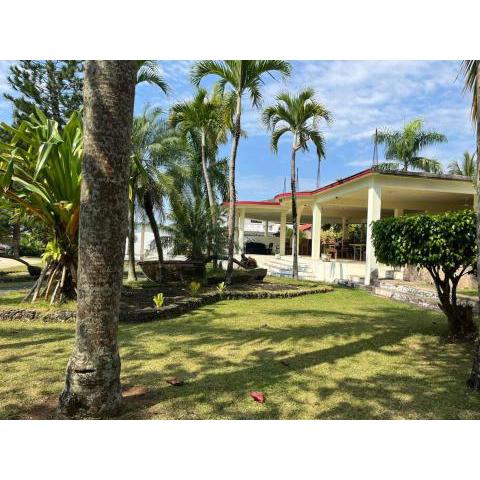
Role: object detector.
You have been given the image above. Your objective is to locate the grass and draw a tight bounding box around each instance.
[1,287,480,419]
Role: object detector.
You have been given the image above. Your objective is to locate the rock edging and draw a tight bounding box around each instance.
[0,285,333,323]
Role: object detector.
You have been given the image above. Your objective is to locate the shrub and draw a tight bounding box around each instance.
[153,292,164,308]
[188,281,201,297]
[372,209,477,340]
[217,281,227,294]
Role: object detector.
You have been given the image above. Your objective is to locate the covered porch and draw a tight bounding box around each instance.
[233,169,475,285]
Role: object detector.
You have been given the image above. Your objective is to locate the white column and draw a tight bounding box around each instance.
[279,212,286,255]
[264,220,269,238]
[237,209,245,254]
[311,202,322,259]
[365,181,382,286]
[394,208,403,218]
[295,205,305,256]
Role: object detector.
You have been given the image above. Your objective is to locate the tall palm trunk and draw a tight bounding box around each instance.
[201,130,217,267]
[226,94,241,284]
[59,60,136,418]
[143,189,163,281]
[127,193,137,282]
[291,137,299,280]
[468,62,480,390]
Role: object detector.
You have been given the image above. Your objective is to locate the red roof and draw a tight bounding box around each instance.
[225,168,373,207]
[299,224,312,232]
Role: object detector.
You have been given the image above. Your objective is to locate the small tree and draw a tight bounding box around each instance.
[371,210,478,340]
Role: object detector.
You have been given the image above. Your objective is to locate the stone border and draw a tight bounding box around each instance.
[0,285,333,324]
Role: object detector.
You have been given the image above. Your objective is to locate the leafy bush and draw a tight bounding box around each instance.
[153,292,164,308]
[372,209,477,339]
[188,281,201,297]
[19,231,48,257]
[216,281,227,294]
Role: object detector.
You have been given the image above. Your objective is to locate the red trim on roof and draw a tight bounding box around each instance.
[225,168,373,207]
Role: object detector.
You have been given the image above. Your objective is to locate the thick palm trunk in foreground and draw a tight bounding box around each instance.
[226,96,241,284]
[59,61,136,417]
[291,142,299,280]
[468,62,480,390]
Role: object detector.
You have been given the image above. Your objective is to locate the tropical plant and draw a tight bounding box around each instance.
[188,280,202,297]
[169,87,230,263]
[59,60,137,418]
[375,119,446,173]
[135,60,169,93]
[459,59,480,390]
[372,210,477,341]
[262,88,331,279]
[0,109,82,302]
[216,281,227,294]
[153,292,164,308]
[191,60,291,283]
[447,151,476,179]
[127,107,181,281]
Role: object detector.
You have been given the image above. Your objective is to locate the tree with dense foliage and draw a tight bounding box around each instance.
[59,61,137,418]
[262,88,331,279]
[0,109,82,301]
[191,60,291,283]
[459,60,480,390]
[4,61,84,128]
[169,87,230,264]
[376,119,446,173]
[372,210,477,340]
[448,151,476,179]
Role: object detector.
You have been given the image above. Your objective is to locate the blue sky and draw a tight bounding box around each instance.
[0,60,475,200]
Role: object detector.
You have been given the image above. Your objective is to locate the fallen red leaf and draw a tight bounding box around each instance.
[167,378,184,386]
[250,391,265,403]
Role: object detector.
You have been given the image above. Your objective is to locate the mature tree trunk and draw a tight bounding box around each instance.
[143,189,163,281]
[59,61,136,418]
[225,95,241,285]
[200,130,218,268]
[12,221,20,258]
[469,61,480,390]
[127,193,137,282]
[291,140,299,280]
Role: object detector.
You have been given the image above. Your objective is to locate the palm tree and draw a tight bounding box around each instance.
[125,62,169,281]
[376,119,446,173]
[169,88,229,263]
[59,61,137,418]
[460,60,480,391]
[191,60,291,283]
[447,151,476,179]
[136,60,169,93]
[262,88,331,279]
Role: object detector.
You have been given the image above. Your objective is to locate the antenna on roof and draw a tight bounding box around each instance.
[372,128,379,168]
[283,177,286,193]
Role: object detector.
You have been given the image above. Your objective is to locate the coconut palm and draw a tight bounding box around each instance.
[128,107,182,281]
[169,88,230,263]
[262,88,331,279]
[191,60,291,283]
[376,119,446,173]
[447,151,476,179]
[0,109,82,302]
[135,60,169,93]
[460,60,480,391]
[59,60,137,418]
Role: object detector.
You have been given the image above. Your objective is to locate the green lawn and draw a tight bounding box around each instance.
[1,287,479,419]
